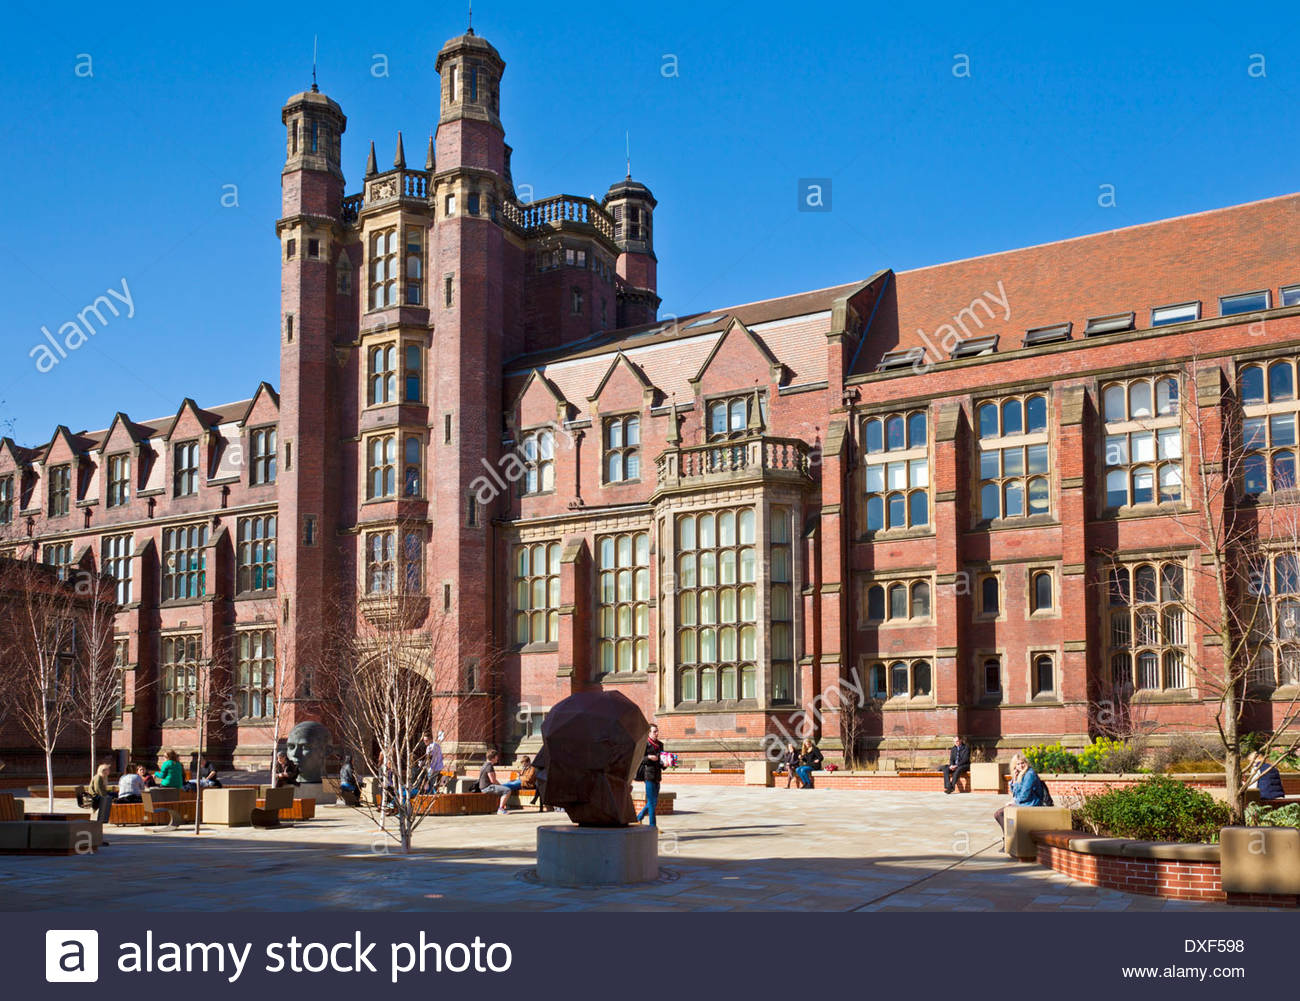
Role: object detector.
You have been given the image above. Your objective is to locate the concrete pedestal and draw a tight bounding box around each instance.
[296,782,336,806]
[745,760,775,787]
[537,825,659,887]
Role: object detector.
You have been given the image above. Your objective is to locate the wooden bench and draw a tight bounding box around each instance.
[409,793,499,816]
[0,793,23,822]
[256,797,316,821]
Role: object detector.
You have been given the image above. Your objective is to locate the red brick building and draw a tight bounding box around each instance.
[3,27,1299,770]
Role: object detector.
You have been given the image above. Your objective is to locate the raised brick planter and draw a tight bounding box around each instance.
[1032,830,1299,908]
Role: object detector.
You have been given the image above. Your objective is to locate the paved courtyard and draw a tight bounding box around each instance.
[3,787,1247,911]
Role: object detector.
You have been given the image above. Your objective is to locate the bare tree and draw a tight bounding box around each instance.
[1100,363,1300,820]
[316,542,501,853]
[0,558,83,813]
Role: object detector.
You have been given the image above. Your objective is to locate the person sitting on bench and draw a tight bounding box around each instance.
[338,754,361,805]
[115,767,144,804]
[1249,750,1286,801]
[941,735,971,794]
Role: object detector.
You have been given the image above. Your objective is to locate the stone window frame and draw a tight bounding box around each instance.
[1028,565,1057,617]
[235,514,276,594]
[367,227,398,310]
[866,657,933,703]
[602,412,641,485]
[1245,549,1300,690]
[48,462,72,517]
[101,532,133,604]
[106,453,130,507]
[235,627,276,720]
[518,427,556,496]
[161,522,208,601]
[1101,374,1183,510]
[862,574,933,626]
[0,474,11,524]
[596,529,651,675]
[975,571,1002,621]
[249,427,277,486]
[159,632,202,722]
[977,652,1003,702]
[861,408,930,535]
[674,507,760,707]
[1030,650,1059,700]
[513,540,561,647]
[364,432,397,500]
[1239,357,1299,497]
[974,391,1051,522]
[172,441,199,498]
[403,226,423,305]
[1105,557,1190,694]
[43,541,73,577]
[112,637,128,720]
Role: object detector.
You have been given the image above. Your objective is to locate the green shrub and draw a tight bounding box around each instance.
[1073,777,1231,843]
[1025,742,1079,774]
[1245,802,1300,828]
[1162,759,1224,774]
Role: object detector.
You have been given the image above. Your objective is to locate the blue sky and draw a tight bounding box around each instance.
[0,0,1296,443]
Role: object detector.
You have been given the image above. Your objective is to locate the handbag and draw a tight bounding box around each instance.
[635,761,647,782]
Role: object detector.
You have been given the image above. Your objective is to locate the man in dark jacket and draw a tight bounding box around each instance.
[1250,751,1286,801]
[941,735,971,793]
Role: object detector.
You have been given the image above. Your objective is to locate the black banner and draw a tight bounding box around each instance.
[14,912,1292,997]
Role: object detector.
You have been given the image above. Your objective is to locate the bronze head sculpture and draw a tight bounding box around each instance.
[534,689,649,826]
[285,721,331,783]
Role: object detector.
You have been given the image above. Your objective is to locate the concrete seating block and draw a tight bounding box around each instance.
[971,762,1008,793]
[745,760,775,787]
[1004,806,1074,859]
[1120,840,1220,863]
[260,786,294,813]
[202,787,258,826]
[0,822,30,850]
[28,820,102,853]
[1220,826,1300,895]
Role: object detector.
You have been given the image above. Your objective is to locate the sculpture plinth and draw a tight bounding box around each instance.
[533,689,658,886]
[537,825,659,886]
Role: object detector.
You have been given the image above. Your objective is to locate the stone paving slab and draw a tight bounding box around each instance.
[0,787,1262,911]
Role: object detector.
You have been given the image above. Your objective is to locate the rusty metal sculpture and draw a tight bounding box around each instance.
[534,689,648,826]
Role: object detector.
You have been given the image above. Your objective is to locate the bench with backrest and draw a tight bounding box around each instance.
[0,793,23,822]
[141,789,197,826]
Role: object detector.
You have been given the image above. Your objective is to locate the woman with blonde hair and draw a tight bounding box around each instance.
[993,752,1045,834]
[89,762,114,827]
[795,737,824,789]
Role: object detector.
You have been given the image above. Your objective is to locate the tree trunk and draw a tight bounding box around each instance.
[45,749,55,815]
[1224,683,1242,823]
[88,729,97,789]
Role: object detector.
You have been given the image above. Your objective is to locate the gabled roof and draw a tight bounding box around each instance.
[0,437,34,467]
[510,368,571,419]
[99,412,152,449]
[40,425,95,463]
[164,397,220,440]
[586,351,656,403]
[689,317,782,387]
[239,382,281,425]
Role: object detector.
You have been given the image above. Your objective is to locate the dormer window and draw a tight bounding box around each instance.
[951,334,997,359]
[877,348,924,371]
[107,454,130,507]
[48,464,71,517]
[1023,322,1072,346]
[1282,285,1300,308]
[173,441,199,497]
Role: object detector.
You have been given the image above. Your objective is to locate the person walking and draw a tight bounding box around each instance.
[795,738,823,789]
[636,724,665,826]
[941,735,971,794]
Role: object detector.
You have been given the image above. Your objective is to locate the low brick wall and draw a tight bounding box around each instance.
[1033,831,1299,908]
[665,769,986,791]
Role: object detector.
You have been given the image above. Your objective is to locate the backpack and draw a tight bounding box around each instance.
[1038,778,1054,807]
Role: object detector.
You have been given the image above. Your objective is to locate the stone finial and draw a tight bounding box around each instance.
[425,135,435,171]
[365,141,377,177]
[393,131,406,169]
